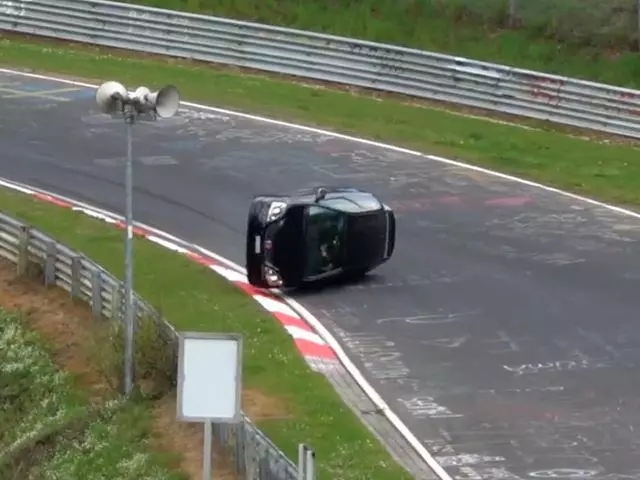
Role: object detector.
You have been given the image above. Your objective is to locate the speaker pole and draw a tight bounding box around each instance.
[95,80,181,397]
[123,104,135,397]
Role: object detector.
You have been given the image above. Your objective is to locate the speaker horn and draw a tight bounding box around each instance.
[95,81,128,114]
[130,85,180,118]
[147,85,180,118]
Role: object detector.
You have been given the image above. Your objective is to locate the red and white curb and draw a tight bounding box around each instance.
[0,180,337,367]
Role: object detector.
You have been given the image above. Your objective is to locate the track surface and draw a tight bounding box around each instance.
[3,72,640,479]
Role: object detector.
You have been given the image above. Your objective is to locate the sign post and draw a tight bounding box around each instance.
[176,332,243,479]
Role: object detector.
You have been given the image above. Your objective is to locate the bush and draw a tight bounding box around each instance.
[91,313,178,399]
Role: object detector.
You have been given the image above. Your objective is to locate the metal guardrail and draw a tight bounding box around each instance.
[0,211,305,480]
[3,0,640,138]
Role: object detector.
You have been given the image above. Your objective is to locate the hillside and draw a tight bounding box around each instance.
[118,0,640,88]
[0,257,234,479]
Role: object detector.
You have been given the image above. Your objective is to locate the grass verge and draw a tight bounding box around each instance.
[116,0,640,88]
[1,26,640,477]
[1,37,640,207]
[0,187,410,479]
[0,308,181,479]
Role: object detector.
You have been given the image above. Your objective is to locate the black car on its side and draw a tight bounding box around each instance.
[245,186,395,289]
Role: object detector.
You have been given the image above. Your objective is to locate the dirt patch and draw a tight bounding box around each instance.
[0,256,290,479]
[0,258,111,402]
[148,389,290,478]
[243,388,292,420]
[151,396,239,479]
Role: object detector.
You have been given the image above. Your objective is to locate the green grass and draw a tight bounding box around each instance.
[0,311,86,458]
[0,186,410,479]
[2,22,640,477]
[29,402,184,480]
[2,38,640,207]
[115,0,640,88]
[0,310,181,479]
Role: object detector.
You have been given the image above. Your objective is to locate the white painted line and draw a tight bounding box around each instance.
[146,234,190,254]
[4,66,640,480]
[0,85,79,101]
[210,264,247,283]
[282,295,458,478]
[0,68,97,87]
[284,325,326,345]
[0,172,455,479]
[71,205,118,223]
[252,294,301,319]
[1,67,636,221]
[178,250,456,480]
[0,177,34,194]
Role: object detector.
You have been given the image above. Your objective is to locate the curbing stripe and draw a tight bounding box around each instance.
[273,312,316,331]
[252,294,301,319]
[284,325,327,346]
[8,179,336,362]
[33,192,73,208]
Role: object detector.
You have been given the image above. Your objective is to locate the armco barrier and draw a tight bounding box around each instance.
[0,210,305,480]
[3,0,640,138]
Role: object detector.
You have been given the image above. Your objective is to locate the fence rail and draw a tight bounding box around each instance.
[3,0,640,138]
[0,210,306,480]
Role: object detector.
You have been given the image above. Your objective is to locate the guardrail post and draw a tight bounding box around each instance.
[91,268,103,319]
[305,447,316,480]
[235,421,246,474]
[0,213,304,475]
[70,255,81,299]
[298,444,316,480]
[298,444,306,480]
[219,422,228,448]
[16,225,30,276]
[258,455,269,480]
[44,241,57,286]
[111,283,122,322]
[244,429,258,480]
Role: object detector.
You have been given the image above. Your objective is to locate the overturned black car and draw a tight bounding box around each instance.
[245,186,395,289]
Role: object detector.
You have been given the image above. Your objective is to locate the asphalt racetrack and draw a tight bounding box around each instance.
[3,71,640,480]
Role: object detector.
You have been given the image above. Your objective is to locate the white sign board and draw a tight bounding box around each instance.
[176,332,242,423]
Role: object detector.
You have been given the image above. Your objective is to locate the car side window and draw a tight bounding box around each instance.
[304,205,347,278]
[318,196,363,213]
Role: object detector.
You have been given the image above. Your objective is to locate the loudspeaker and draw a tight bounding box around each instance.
[95,81,127,114]
[96,81,180,119]
[130,84,180,118]
[147,85,180,118]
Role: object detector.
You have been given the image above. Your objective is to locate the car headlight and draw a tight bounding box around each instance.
[263,266,283,287]
[267,201,287,222]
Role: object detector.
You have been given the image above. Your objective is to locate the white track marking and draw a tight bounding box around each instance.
[0,178,455,479]
[1,67,638,220]
[283,325,326,345]
[4,66,640,480]
[252,294,300,318]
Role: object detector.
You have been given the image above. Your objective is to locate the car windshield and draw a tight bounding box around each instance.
[303,205,347,278]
